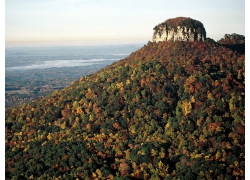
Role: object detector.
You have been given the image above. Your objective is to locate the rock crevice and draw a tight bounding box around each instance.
[152,17,206,42]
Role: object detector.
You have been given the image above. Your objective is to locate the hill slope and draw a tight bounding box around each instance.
[5,39,245,179]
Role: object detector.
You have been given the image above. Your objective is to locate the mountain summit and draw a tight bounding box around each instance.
[152,17,206,42]
[5,21,244,179]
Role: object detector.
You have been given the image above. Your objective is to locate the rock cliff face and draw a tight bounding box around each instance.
[152,17,206,42]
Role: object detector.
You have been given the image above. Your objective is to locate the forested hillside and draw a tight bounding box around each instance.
[5,36,245,179]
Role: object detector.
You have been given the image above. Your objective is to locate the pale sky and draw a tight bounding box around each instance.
[5,0,245,47]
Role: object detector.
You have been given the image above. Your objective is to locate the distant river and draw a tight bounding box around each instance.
[5,44,143,71]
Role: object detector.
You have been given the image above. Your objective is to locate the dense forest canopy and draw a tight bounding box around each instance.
[5,34,244,179]
[217,33,245,55]
[217,33,245,45]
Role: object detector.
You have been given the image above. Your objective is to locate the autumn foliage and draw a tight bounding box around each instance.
[5,35,244,179]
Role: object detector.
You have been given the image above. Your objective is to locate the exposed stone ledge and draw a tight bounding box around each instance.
[152,17,206,42]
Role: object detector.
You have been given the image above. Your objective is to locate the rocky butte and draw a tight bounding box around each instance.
[152,17,206,42]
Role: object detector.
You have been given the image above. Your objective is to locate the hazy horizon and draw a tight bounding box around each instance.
[5,40,147,48]
[5,0,245,47]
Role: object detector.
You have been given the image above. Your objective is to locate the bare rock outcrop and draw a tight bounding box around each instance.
[152,17,206,42]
